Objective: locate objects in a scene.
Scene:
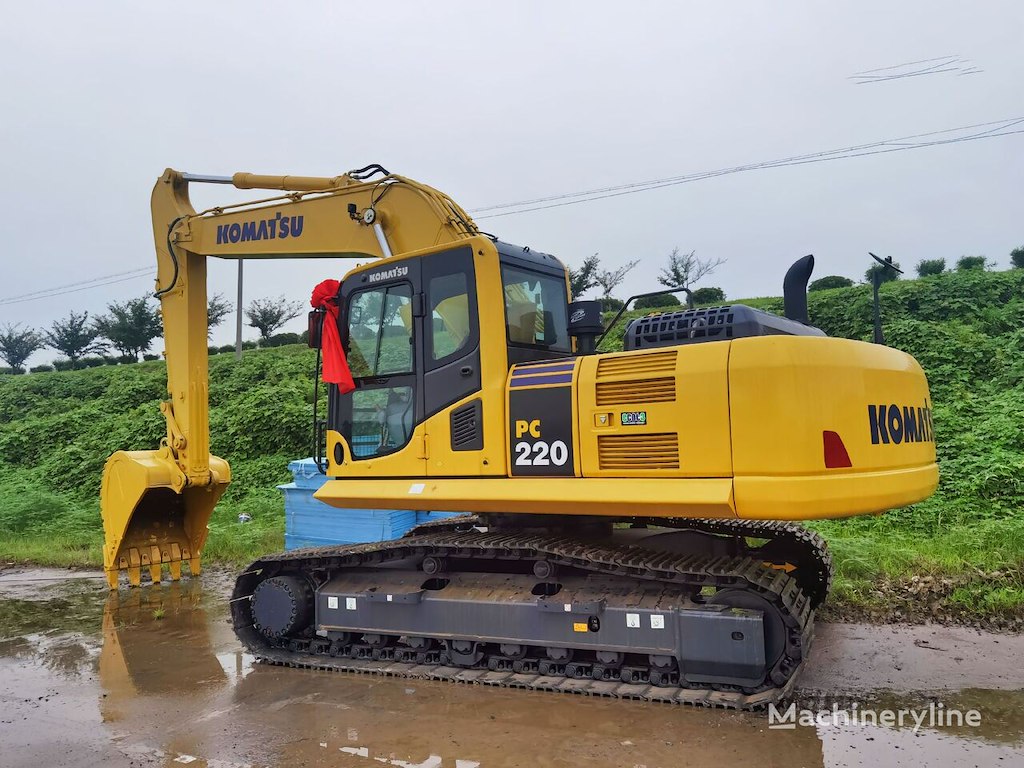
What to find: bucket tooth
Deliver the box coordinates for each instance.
[149,546,164,583]
[169,560,182,582]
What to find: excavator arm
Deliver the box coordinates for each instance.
[101,167,480,587]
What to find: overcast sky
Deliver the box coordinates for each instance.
[1,1,1021,364]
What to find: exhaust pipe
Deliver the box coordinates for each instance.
[783,254,814,324]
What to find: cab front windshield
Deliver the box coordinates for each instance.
[345,283,415,458]
[501,265,570,352]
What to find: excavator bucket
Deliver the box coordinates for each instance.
[101,449,230,589]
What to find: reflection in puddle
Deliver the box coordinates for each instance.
[100,580,228,701]
[0,569,1022,768]
[846,689,1024,745]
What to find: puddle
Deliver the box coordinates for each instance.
[0,568,1021,767]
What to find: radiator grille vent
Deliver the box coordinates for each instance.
[595,377,675,406]
[597,350,677,378]
[597,433,680,470]
[595,350,677,405]
[450,399,483,451]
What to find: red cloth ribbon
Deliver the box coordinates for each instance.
[310,279,355,394]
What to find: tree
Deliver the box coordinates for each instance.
[864,260,901,284]
[809,275,853,292]
[0,324,44,373]
[956,255,987,271]
[691,286,726,304]
[95,296,163,360]
[568,253,601,298]
[1011,246,1024,269]
[657,248,724,289]
[44,311,107,366]
[245,295,303,340]
[207,293,233,336]
[635,293,682,310]
[595,260,640,298]
[915,259,946,277]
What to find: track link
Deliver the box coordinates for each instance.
[231,522,819,709]
[637,517,833,608]
[406,515,833,607]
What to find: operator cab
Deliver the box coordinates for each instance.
[324,240,571,465]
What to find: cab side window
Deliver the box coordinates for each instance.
[348,284,414,377]
[429,272,470,361]
[500,265,570,352]
[424,249,478,369]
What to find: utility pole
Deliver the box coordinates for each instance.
[235,259,244,360]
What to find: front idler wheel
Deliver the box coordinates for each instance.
[251,575,314,641]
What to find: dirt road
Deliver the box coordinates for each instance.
[1,568,1021,768]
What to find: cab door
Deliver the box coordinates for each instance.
[422,246,485,475]
[422,247,481,419]
[333,257,426,476]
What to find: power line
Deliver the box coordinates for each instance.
[853,67,960,84]
[850,55,980,84]
[471,117,1021,213]
[0,272,153,307]
[470,117,1024,219]
[850,55,960,76]
[0,266,151,304]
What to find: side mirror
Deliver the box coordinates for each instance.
[307,310,324,349]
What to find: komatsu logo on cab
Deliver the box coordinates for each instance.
[368,265,409,283]
[216,213,304,244]
[868,401,935,445]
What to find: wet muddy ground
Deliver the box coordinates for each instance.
[1,568,1022,768]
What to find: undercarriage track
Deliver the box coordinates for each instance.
[231,517,830,709]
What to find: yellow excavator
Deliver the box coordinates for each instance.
[100,166,937,707]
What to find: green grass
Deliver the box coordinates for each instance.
[816,518,1024,618]
[0,485,285,569]
[0,533,105,567]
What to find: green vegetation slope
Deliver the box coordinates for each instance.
[0,347,315,564]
